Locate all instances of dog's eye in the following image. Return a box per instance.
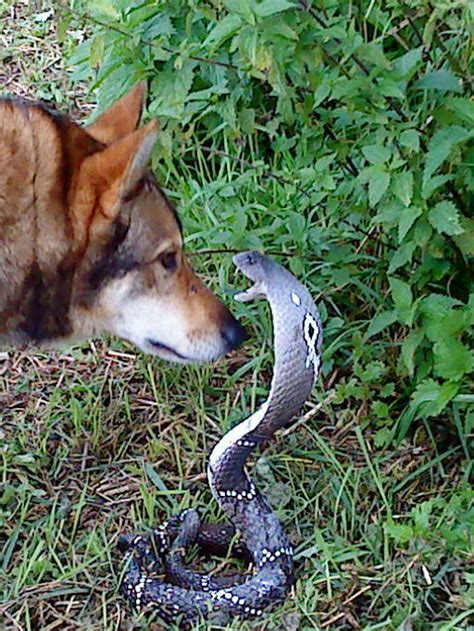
[159,251,178,272]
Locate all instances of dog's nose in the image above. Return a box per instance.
[221,315,247,351]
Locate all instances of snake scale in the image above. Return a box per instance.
[119,251,323,627]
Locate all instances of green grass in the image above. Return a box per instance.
[1,2,473,630]
[2,339,472,630]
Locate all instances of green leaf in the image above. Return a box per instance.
[394,47,423,78]
[392,171,414,207]
[262,18,298,40]
[374,427,392,447]
[388,242,416,274]
[445,97,474,124]
[313,80,331,106]
[415,69,463,93]
[422,174,454,200]
[424,126,472,182]
[224,0,255,21]
[401,329,424,376]
[355,43,391,69]
[87,0,120,18]
[366,310,397,338]
[144,462,168,491]
[420,294,466,341]
[289,256,304,275]
[255,0,296,18]
[385,521,414,544]
[428,201,464,236]
[362,144,391,164]
[411,379,459,418]
[413,218,433,247]
[57,15,71,43]
[140,13,175,39]
[90,35,105,69]
[205,14,242,47]
[399,129,420,152]
[389,277,414,326]
[369,170,390,207]
[411,500,433,532]
[239,108,255,133]
[149,61,196,119]
[433,338,474,381]
[453,218,474,256]
[398,206,422,242]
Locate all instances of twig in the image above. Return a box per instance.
[63,10,239,70]
[187,248,299,258]
[367,553,421,613]
[321,611,346,627]
[298,0,369,76]
[281,394,336,436]
[398,0,473,88]
[321,584,373,627]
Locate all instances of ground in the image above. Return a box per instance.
[0,2,472,631]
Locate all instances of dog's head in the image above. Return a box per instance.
[69,83,246,363]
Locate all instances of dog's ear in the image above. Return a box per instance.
[79,119,158,218]
[85,81,147,144]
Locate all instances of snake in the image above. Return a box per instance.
[118,250,323,627]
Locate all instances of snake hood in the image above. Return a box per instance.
[211,250,322,456]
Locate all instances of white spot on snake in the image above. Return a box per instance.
[291,292,301,306]
[303,313,320,378]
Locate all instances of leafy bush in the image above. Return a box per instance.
[67,0,473,447]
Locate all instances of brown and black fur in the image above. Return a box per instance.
[0,83,245,362]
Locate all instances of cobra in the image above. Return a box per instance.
[118,251,323,627]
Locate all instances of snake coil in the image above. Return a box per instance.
[119,251,323,627]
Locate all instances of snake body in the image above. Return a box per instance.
[119,251,323,626]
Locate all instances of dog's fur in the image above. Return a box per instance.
[0,83,245,362]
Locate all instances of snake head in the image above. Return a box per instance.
[233,251,270,302]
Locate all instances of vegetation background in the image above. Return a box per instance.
[0,0,472,629]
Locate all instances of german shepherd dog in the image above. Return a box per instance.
[0,82,246,361]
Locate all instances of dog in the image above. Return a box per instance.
[0,82,246,362]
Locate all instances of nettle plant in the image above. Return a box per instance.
[67,0,473,446]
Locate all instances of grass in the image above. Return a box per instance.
[1,2,473,630]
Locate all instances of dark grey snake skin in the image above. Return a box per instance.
[118,251,323,627]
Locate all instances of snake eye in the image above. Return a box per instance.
[159,251,178,272]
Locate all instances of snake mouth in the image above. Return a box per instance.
[234,281,266,303]
[233,251,268,302]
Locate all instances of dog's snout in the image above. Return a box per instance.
[221,315,247,352]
